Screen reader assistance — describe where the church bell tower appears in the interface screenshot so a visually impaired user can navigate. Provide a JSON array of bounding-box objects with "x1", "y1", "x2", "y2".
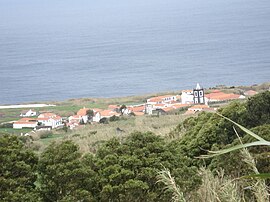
[{"x1": 193, "y1": 83, "x2": 205, "y2": 104}]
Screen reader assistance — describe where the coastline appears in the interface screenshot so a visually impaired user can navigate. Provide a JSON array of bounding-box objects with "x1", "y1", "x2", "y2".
[
  {"x1": 0, "y1": 104, "x2": 56, "y2": 109},
  {"x1": 0, "y1": 82, "x2": 269, "y2": 107}
]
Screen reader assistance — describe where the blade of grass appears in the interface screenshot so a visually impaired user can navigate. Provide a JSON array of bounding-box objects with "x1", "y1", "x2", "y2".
[
  {"x1": 242, "y1": 173, "x2": 270, "y2": 180},
  {"x1": 199, "y1": 141, "x2": 270, "y2": 158},
  {"x1": 217, "y1": 113, "x2": 266, "y2": 141}
]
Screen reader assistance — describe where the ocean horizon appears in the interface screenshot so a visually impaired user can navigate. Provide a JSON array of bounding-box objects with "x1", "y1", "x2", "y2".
[{"x1": 1, "y1": 0, "x2": 270, "y2": 104}]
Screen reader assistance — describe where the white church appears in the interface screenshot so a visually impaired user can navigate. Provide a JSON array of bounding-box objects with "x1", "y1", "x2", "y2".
[{"x1": 181, "y1": 83, "x2": 206, "y2": 105}]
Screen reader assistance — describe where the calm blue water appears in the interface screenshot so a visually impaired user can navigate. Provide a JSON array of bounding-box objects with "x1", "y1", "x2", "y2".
[{"x1": 0, "y1": 0, "x2": 270, "y2": 104}]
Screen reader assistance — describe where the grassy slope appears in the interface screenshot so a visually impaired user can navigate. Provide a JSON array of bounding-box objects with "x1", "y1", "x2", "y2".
[
  {"x1": 1, "y1": 82, "x2": 269, "y2": 153},
  {"x1": 31, "y1": 113, "x2": 191, "y2": 153}
]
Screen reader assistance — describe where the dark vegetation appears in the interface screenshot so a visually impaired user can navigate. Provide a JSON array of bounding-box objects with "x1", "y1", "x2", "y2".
[{"x1": 0, "y1": 91, "x2": 269, "y2": 201}]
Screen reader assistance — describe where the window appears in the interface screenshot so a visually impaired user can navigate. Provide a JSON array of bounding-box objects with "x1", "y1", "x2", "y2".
[
  {"x1": 194, "y1": 91, "x2": 198, "y2": 97},
  {"x1": 199, "y1": 91, "x2": 203, "y2": 96}
]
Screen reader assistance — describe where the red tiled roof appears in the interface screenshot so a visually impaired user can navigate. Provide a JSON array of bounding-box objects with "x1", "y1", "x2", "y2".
[
  {"x1": 189, "y1": 105, "x2": 209, "y2": 110},
  {"x1": 37, "y1": 117, "x2": 50, "y2": 121},
  {"x1": 14, "y1": 121, "x2": 37, "y2": 125},
  {"x1": 92, "y1": 108, "x2": 103, "y2": 112},
  {"x1": 134, "y1": 112, "x2": 144, "y2": 116},
  {"x1": 171, "y1": 103, "x2": 190, "y2": 109},
  {"x1": 130, "y1": 105, "x2": 145, "y2": 112},
  {"x1": 19, "y1": 117, "x2": 37, "y2": 121},
  {"x1": 52, "y1": 116, "x2": 62, "y2": 121},
  {"x1": 205, "y1": 92, "x2": 241, "y2": 101},
  {"x1": 77, "y1": 108, "x2": 90, "y2": 116},
  {"x1": 154, "y1": 104, "x2": 166, "y2": 107},
  {"x1": 147, "y1": 95, "x2": 176, "y2": 103},
  {"x1": 100, "y1": 110, "x2": 120, "y2": 117},
  {"x1": 162, "y1": 107, "x2": 175, "y2": 112},
  {"x1": 38, "y1": 113, "x2": 56, "y2": 118},
  {"x1": 108, "y1": 105, "x2": 119, "y2": 109},
  {"x1": 37, "y1": 115, "x2": 61, "y2": 121},
  {"x1": 70, "y1": 115, "x2": 81, "y2": 119}
]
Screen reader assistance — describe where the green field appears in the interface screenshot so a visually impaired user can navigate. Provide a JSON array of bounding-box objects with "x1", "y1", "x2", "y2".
[{"x1": 0, "y1": 128, "x2": 32, "y2": 135}]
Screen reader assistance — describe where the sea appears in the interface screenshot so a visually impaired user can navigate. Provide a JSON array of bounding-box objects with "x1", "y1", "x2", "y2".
[{"x1": 0, "y1": 0, "x2": 270, "y2": 104}]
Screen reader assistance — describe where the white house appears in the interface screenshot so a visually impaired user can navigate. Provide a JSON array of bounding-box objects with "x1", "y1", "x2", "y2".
[
  {"x1": 76, "y1": 107, "x2": 91, "y2": 123},
  {"x1": 13, "y1": 118, "x2": 38, "y2": 129},
  {"x1": 92, "y1": 112, "x2": 101, "y2": 122},
  {"x1": 92, "y1": 110, "x2": 120, "y2": 122},
  {"x1": 37, "y1": 113, "x2": 63, "y2": 129},
  {"x1": 181, "y1": 90, "x2": 194, "y2": 104},
  {"x1": 147, "y1": 95, "x2": 178, "y2": 105},
  {"x1": 188, "y1": 104, "x2": 210, "y2": 112},
  {"x1": 68, "y1": 115, "x2": 82, "y2": 124},
  {"x1": 20, "y1": 109, "x2": 37, "y2": 117}
]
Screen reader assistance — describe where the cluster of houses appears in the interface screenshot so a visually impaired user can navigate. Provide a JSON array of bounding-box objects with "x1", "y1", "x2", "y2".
[
  {"x1": 12, "y1": 84, "x2": 257, "y2": 131},
  {"x1": 145, "y1": 83, "x2": 248, "y2": 115},
  {"x1": 13, "y1": 112, "x2": 63, "y2": 130}
]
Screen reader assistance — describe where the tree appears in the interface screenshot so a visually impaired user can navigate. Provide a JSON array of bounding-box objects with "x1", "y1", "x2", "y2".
[
  {"x1": 93, "y1": 132, "x2": 200, "y2": 201},
  {"x1": 99, "y1": 117, "x2": 109, "y2": 124},
  {"x1": 38, "y1": 141, "x2": 98, "y2": 202},
  {"x1": 86, "y1": 109, "x2": 94, "y2": 119},
  {"x1": 246, "y1": 91, "x2": 270, "y2": 127},
  {"x1": 0, "y1": 134, "x2": 39, "y2": 201},
  {"x1": 109, "y1": 115, "x2": 120, "y2": 122},
  {"x1": 119, "y1": 105, "x2": 127, "y2": 115}
]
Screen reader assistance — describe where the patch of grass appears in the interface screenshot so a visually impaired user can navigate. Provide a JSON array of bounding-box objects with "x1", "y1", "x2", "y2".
[
  {"x1": 38, "y1": 133, "x2": 66, "y2": 145},
  {"x1": 0, "y1": 128, "x2": 32, "y2": 135}
]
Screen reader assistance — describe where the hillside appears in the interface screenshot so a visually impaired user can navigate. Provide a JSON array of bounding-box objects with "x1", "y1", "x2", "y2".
[{"x1": 0, "y1": 89, "x2": 270, "y2": 201}]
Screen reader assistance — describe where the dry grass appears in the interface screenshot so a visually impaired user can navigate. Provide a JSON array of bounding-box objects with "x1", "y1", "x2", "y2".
[
  {"x1": 33, "y1": 114, "x2": 187, "y2": 153},
  {"x1": 67, "y1": 114, "x2": 186, "y2": 153},
  {"x1": 195, "y1": 168, "x2": 243, "y2": 202},
  {"x1": 157, "y1": 168, "x2": 186, "y2": 202}
]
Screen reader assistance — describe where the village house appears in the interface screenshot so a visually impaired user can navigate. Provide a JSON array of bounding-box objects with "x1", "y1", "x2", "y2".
[
  {"x1": 13, "y1": 118, "x2": 38, "y2": 129},
  {"x1": 66, "y1": 121, "x2": 79, "y2": 130},
  {"x1": 92, "y1": 112, "x2": 101, "y2": 122},
  {"x1": 68, "y1": 115, "x2": 82, "y2": 124},
  {"x1": 145, "y1": 95, "x2": 180, "y2": 115},
  {"x1": 151, "y1": 108, "x2": 168, "y2": 116},
  {"x1": 92, "y1": 110, "x2": 120, "y2": 122},
  {"x1": 92, "y1": 108, "x2": 103, "y2": 122},
  {"x1": 37, "y1": 113, "x2": 63, "y2": 129},
  {"x1": 20, "y1": 109, "x2": 37, "y2": 117},
  {"x1": 127, "y1": 105, "x2": 145, "y2": 114},
  {"x1": 100, "y1": 110, "x2": 120, "y2": 118},
  {"x1": 76, "y1": 107, "x2": 91, "y2": 123},
  {"x1": 147, "y1": 95, "x2": 178, "y2": 105},
  {"x1": 205, "y1": 90, "x2": 245, "y2": 103},
  {"x1": 181, "y1": 90, "x2": 194, "y2": 104},
  {"x1": 188, "y1": 104, "x2": 210, "y2": 112},
  {"x1": 133, "y1": 112, "x2": 144, "y2": 116},
  {"x1": 145, "y1": 102, "x2": 189, "y2": 115}
]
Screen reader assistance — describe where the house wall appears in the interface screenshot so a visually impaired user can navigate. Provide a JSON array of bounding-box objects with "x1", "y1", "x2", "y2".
[
  {"x1": 13, "y1": 122, "x2": 37, "y2": 129},
  {"x1": 181, "y1": 92, "x2": 194, "y2": 104},
  {"x1": 38, "y1": 118, "x2": 62, "y2": 129},
  {"x1": 93, "y1": 113, "x2": 101, "y2": 122}
]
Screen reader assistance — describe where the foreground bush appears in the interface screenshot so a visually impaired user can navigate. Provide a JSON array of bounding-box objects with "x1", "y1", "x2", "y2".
[{"x1": 0, "y1": 134, "x2": 39, "y2": 201}]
